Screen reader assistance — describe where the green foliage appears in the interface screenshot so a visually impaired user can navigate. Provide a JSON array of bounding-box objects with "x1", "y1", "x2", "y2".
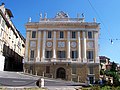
[
  {"x1": 100, "y1": 69, "x2": 105, "y2": 75},
  {"x1": 101, "y1": 86, "x2": 111, "y2": 90},
  {"x1": 82, "y1": 86, "x2": 120, "y2": 90},
  {"x1": 110, "y1": 62, "x2": 117, "y2": 72}
]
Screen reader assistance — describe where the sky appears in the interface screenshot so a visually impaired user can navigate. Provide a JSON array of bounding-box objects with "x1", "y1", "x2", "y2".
[{"x1": 1, "y1": 0, "x2": 120, "y2": 64}]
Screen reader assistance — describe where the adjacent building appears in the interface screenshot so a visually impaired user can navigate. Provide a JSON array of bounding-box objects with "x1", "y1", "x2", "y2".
[
  {"x1": 0, "y1": 3, "x2": 25, "y2": 71},
  {"x1": 99, "y1": 56, "x2": 111, "y2": 70},
  {"x1": 24, "y1": 11, "x2": 100, "y2": 84}
]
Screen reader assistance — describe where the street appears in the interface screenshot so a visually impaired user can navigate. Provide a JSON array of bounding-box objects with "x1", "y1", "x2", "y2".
[{"x1": 0, "y1": 71, "x2": 85, "y2": 89}]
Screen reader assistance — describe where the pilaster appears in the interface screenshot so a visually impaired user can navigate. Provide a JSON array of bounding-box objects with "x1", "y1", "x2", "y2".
[
  {"x1": 36, "y1": 31, "x2": 41, "y2": 62},
  {"x1": 41, "y1": 31, "x2": 46, "y2": 61}
]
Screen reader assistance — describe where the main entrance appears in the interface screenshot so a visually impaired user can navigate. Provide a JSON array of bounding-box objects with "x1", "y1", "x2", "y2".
[{"x1": 56, "y1": 67, "x2": 66, "y2": 79}]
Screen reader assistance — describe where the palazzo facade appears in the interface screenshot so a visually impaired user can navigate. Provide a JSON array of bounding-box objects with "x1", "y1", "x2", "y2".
[{"x1": 24, "y1": 11, "x2": 100, "y2": 84}]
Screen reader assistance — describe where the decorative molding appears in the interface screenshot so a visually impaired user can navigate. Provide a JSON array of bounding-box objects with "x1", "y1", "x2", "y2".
[
  {"x1": 58, "y1": 41, "x2": 65, "y2": 48},
  {"x1": 46, "y1": 41, "x2": 52, "y2": 47},
  {"x1": 71, "y1": 41, "x2": 77, "y2": 48},
  {"x1": 26, "y1": 28, "x2": 98, "y2": 31},
  {"x1": 30, "y1": 41, "x2": 36, "y2": 47}
]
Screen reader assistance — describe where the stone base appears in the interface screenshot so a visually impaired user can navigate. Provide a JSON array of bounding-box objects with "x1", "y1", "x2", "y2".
[{"x1": 24, "y1": 62, "x2": 99, "y2": 83}]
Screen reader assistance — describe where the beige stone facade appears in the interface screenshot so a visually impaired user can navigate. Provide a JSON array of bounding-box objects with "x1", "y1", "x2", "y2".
[
  {"x1": 0, "y1": 3, "x2": 25, "y2": 71},
  {"x1": 24, "y1": 11, "x2": 100, "y2": 84}
]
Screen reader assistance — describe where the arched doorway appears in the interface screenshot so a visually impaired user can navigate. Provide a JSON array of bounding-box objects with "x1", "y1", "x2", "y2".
[{"x1": 56, "y1": 67, "x2": 66, "y2": 79}]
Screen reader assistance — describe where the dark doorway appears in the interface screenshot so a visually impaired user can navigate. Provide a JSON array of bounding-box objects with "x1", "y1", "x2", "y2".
[{"x1": 56, "y1": 67, "x2": 66, "y2": 79}]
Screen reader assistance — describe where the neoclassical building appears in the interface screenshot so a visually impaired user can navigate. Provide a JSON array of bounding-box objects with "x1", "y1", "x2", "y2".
[{"x1": 24, "y1": 11, "x2": 100, "y2": 84}]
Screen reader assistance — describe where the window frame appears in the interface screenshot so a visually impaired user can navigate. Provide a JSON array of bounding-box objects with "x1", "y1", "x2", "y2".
[
  {"x1": 89, "y1": 66, "x2": 94, "y2": 74},
  {"x1": 88, "y1": 31, "x2": 93, "y2": 39},
  {"x1": 72, "y1": 65, "x2": 76, "y2": 74},
  {"x1": 48, "y1": 31, "x2": 52, "y2": 38},
  {"x1": 72, "y1": 31, "x2": 76, "y2": 38},
  {"x1": 46, "y1": 66, "x2": 50, "y2": 73},
  {"x1": 45, "y1": 50, "x2": 52, "y2": 58},
  {"x1": 87, "y1": 51, "x2": 94, "y2": 61},
  {"x1": 30, "y1": 50, "x2": 35, "y2": 59},
  {"x1": 32, "y1": 31, "x2": 36, "y2": 38},
  {"x1": 60, "y1": 31, "x2": 64, "y2": 38},
  {"x1": 57, "y1": 51, "x2": 66, "y2": 58},
  {"x1": 71, "y1": 50, "x2": 78, "y2": 59}
]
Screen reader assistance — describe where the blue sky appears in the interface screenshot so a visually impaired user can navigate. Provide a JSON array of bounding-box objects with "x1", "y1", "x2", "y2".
[{"x1": 1, "y1": 0, "x2": 120, "y2": 63}]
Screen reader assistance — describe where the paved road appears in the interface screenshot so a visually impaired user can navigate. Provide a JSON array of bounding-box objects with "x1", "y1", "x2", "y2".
[{"x1": 0, "y1": 71, "x2": 85, "y2": 89}]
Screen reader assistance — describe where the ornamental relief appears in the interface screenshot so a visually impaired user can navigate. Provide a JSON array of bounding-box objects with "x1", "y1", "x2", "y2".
[
  {"x1": 58, "y1": 41, "x2": 65, "y2": 48},
  {"x1": 46, "y1": 41, "x2": 52, "y2": 47},
  {"x1": 30, "y1": 41, "x2": 36, "y2": 47},
  {"x1": 87, "y1": 41, "x2": 94, "y2": 48},
  {"x1": 71, "y1": 41, "x2": 77, "y2": 48}
]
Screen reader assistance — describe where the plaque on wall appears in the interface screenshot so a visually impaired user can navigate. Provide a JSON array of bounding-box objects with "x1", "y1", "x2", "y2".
[
  {"x1": 71, "y1": 41, "x2": 77, "y2": 48},
  {"x1": 30, "y1": 41, "x2": 36, "y2": 47},
  {"x1": 58, "y1": 41, "x2": 65, "y2": 48},
  {"x1": 46, "y1": 42, "x2": 52, "y2": 47},
  {"x1": 87, "y1": 42, "x2": 94, "y2": 48}
]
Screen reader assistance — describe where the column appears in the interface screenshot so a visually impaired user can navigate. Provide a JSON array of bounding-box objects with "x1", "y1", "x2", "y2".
[
  {"x1": 67, "y1": 31, "x2": 70, "y2": 59},
  {"x1": 41, "y1": 31, "x2": 46, "y2": 61},
  {"x1": 82, "y1": 31, "x2": 87, "y2": 62},
  {"x1": 94, "y1": 32, "x2": 99, "y2": 63},
  {"x1": 77, "y1": 31, "x2": 81, "y2": 61},
  {"x1": 25, "y1": 31, "x2": 30, "y2": 62},
  {"x1": 53, "y1": 31, "x2": 56, "y2": 59},
  {"x1": 36, "y1": 31, "x2": 41, "y2": 62}
]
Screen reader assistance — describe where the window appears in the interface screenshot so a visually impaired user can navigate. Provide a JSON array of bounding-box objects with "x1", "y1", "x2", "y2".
[
  {"x1": 0, "y1": 28, "x2": 3, "y2": 37},
  {"x1": 87, "y1": 51, "x2": 94, "y2": 61},
  {"x1": 45, "y1": 51, "x2": 52, "y2": 58},
  {"x1": 48, "y1": 31, "x2": 52, "y2": 38},
  {"x1": 0, "y1": 15, "x2": 2, "y2": 24},
  {"x1": 71, "y1": 51, "x2": 78, "y2": 59},
  {"x1": 72, "y1": 31, "x2": 76, "y2": 38},
  {"x1": 32, "y1": 31, "x2": 36, "y2": 38},
  {"x1": 57, "y1": 51, "x2": 66, "y2": 58},
  {"x1": 89, "y1": 67, "x2": 94, "y2": 74},
  {"x1": 46, "y1": 66, "x2": 50, "y2": 73},
  {"x1": 89, "y1": 77, "x2": 94, "y2": 84},
  {"x1": 60, "y1": 31, "x2": 64, "y2": 38},
  {"x1": 72, "y1": 65, "x2": 76, "y2": 74},
  {"x1": 88, "y1": 31, "x2": 92, "y2": 38},
  {"x1": 1, "y1": 20, "x2": 5, "y2": 28},
  {"x1": 30, "y1": 50, "x2": 34, "y2": 58}
]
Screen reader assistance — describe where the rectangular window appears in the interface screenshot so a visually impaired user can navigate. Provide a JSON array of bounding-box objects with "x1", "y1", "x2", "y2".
[
  {"x1": 72, "y1": 31, "x2": 76, "y2": 38},
  {"x1": 45, "y1": 51, "x2": 52, "y2": 58},
  {"x1": 89, "y1": 77, "x2": 94, "y2": 84},
  {"x1": 71, "y1": 51, "x2": 78, "y2": 59},
  {"x1": 88, "y1": 31, "x2": 92, "y2": 38},
  {"x1": 89, "y1": 67, "x2": 94, "y2": 74},
  {"x1": 0, "y1": 15, "x2": 2, "y2": 24},
  {"x1": 57, "y1": 51, "x2": 66, "y2": 58},
  {"x1": 60, "y1": 31, "x2": 64, "y2": 38},
  {"x1": 0, "y1": 28, "x2": 3, "y2": 37},
  {"x1": 30, "y1": 50, "x2": 34, "y2": 58},
  {"x1": 2, "y1": 20, "x2": 5, "y2": 28},
  {"x1": 87, "y1": 51, "x2": 94, "y2": 61},
  {"x1": 46, "y1": 66, "x2": 50, "y2": 73},
  {"x1": 72, "y1": 65, "x2": 76, "y2": 74},
  {"x1": 48, "y1": 31, "x2": 52, "y2": 38},
  {"x1": 32, "y1": 31, "x2": 36, "y2": 38}
]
